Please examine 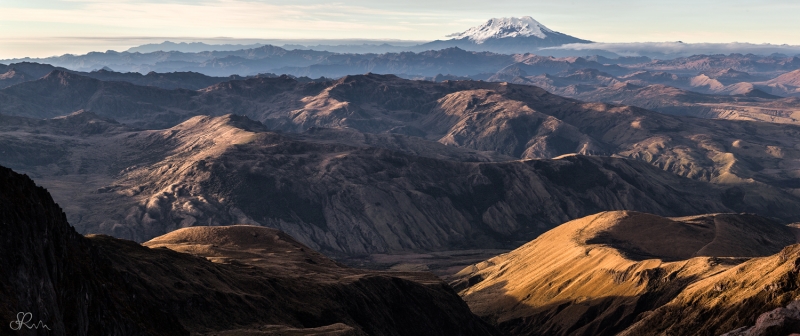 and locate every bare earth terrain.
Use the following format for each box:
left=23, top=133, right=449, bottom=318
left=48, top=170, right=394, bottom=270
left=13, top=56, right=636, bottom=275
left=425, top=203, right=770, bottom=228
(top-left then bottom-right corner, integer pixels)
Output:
left=454, top=211, right=800, bottom=335
left=3, top=57, right=800, bottom=335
